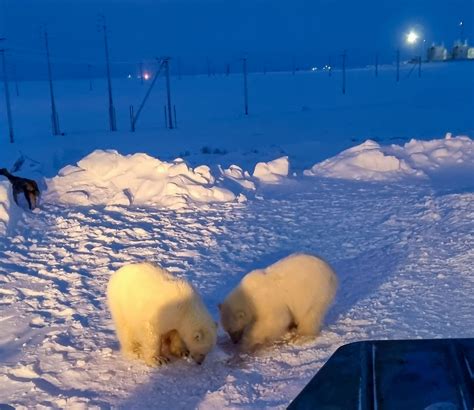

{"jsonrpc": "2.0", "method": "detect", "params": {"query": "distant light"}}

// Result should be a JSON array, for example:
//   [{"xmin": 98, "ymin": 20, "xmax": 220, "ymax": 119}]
[
  {"xmin": 143, "ymin": 72, "xmax": 150, "ymax": 80},
  {"xmin": 406, "ymin": 30, "xmax": 419, "ymax": 44},
  {"xmin": 127, "ymin": 74, "xmax": 132, "ymax": 79},
  {"xmin": 311, "ymin": 67, "xmax": 318, "ymax": 71},
  {"xmin": 459, "ymin": 21, "xmax": 463, "ymax": 26}
]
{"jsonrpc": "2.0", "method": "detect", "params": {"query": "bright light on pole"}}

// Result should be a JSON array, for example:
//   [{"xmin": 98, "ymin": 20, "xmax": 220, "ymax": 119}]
[{"xmin": 406, "ymin": 30, "xmax": 419, "ymax": 44}]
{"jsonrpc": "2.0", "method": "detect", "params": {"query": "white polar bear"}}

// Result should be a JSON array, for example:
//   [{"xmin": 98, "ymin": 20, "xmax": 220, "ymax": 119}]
[
  {"xmin": 219, "ymin": 253, "xmax": 338, "ymax": 351},
  {"xmin": 107, "ymin": 262, "xmax": 217, "ymax": 366}
]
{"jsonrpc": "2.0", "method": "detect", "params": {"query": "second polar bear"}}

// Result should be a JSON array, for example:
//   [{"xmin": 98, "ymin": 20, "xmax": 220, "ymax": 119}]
[
  {"xmin": 107, "ymin": 262, "xmax": 217, "ymax": 366},
  {"xmin": 219, "ymin": 253, "xmax": 338, "ymax": 351}
]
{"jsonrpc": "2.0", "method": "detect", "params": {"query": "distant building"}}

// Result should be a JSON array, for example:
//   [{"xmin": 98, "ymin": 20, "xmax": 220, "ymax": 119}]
[
  {"xmin": 427, "ymin": 44, "xmax": 448, "ymax": 61},
  {"xmin": 427, "ymin": 40, "xmax": 474, "ymax": 62},
  {"xmin": 452, "ymin": 41, "xmax": 470, "ymax": 60}
]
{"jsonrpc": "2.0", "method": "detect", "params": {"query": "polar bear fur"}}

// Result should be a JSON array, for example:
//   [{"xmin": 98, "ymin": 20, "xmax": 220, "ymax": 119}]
[
  {"xmin": 219, "ymin": 253, "xmax": 338, "ymax": 351},
  {"xmin": 107, "ymin": 262, "xmax": 217, "ymax": 365}
]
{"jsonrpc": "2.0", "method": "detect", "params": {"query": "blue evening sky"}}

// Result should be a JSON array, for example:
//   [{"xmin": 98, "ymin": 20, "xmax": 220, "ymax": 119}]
[{"xmin": 1, "ymin": 0, "xmax": 472, "ymax": 77}]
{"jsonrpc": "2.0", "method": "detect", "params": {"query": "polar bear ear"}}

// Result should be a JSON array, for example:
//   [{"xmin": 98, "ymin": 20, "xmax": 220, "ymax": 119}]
[{"xmin": 194, "ymin": 330, "xmax": 204, "ymax": 342}]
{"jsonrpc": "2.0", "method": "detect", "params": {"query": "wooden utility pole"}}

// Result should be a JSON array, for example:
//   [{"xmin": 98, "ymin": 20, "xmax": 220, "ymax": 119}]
[
  {"xmin": 100, "ymin": 15, "xmax": 117, "ymax": 131},
  {"xmin": 163, "ymin": 57, "xmax": 173, "ymax": 129},
  {"xmin": 44, "ymin": 30, "xmax": 61, "ymax": 135},
  {"xmin": 130, "ymin": 58, "xmax": 165, "ymax": 131},
  {"xmin": 0, "ymin": 39, "xmax": 14, "ymax": 143}
]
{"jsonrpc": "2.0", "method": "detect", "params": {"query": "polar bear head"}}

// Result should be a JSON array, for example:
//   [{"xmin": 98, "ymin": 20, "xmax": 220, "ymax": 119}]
[
  {"xmin": 181, "ymin": 323, "xmax": 217, "ymax": 365},
  {"xmin": 180, "ymin": 301, "xmax": 218, "ymax": 365},
  {"xmin": 219, "ymin": 287, "xmax": 254, "ymax": 344}
]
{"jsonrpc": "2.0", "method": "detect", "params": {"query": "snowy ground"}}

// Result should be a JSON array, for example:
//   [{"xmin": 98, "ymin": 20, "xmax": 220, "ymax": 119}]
[{"xmin": 0, "ymin": 63, "xmax": 473, "ymax": 408}]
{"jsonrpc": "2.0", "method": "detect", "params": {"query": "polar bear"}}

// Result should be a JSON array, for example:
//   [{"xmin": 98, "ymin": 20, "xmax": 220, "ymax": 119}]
[
  {"xmin": 107, "ymin": 262, "xmax": 217, "ymax": 365},
  {"xmin": 219, "ymin": 253, "xmax": 338, "ymax": 351}
]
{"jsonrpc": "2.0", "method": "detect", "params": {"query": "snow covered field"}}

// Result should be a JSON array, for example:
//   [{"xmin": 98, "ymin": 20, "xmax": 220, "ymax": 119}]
[{"xmin": 0, "ymin": 62, "xmax": 473, "ymax": 408}]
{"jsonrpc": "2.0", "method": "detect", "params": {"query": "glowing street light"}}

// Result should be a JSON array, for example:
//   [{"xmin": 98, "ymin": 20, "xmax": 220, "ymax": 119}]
[
  {"xmin": 143, "ymin": 72, "xmax": 150, "ymax": 80},
  {"xmin": 406, "ymin": 30, "xmax": 419, "ymax": 44},
  {"xmin": 459, "ymin": 21, "xmax": 464, "ymax": 41}
]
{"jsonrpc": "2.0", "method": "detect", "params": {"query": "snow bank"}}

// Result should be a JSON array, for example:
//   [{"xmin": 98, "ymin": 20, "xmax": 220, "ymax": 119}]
[
  {"xmin": 0, "ymin": 181, "xmax": 20, "ymax": 235},
  {"xmin": 305, "ymin": 135, "xmax": 473, "ymax": 182},
  {"xmin": 253, "ymin": 156, "xmax": 289, "ymax": 183},
  {"xmin": 45, "ymin": 150, "xmax": 237, "ymax": 209},
  {"xmin": 220, "ymin": 165, "xmax": 256, "ymax": 190}
]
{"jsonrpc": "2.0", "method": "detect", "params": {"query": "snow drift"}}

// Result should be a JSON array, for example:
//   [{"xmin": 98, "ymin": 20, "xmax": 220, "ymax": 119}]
[
  {"xmin": 305, "ymin": 135, "xmax": 473, "ymax": 182},
  {"xmin": 0, "ymin": 181, "xmax": 20, "ymax": 236},
  {"xmin": 45, "ymin": 150, "xmax": 238, "ymax": 209},
  {"xmin": 253, "ymin": 156, "xmax": 289, "ymax": 183}
]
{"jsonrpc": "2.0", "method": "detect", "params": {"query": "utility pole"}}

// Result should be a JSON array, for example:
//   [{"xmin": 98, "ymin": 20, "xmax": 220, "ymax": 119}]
[
  {"xmin": 341, "ymin": 50, "xmax": 347, "ymax": 95},
  {"xmin": 459, "ymin": 21, "xmax": 464, "ymax": 42},
  {"xmin": 396, "ymin": 48, "xmax": 400, "ymax": 82},
  {"xmin": 100, "ymin": 15, "xmax": 117, "ymax": 131},
  {"xmin": 242, "ymin": 57, "xmax": 248, "ymax": 115},
  {"xmin": 130, "ymin": 58, "xmax": 165, "ymax": 131},
  {"xmin": 0, "ymin": 39, "xmax": 14, "ymax": 143},
  {"xmin": 375, "ymin": 52, "xmax": 379, "ymax": 77},
  {"xmin": 44, "ymin": 30, "xmax": 61, "ymax": 136},
  {"xmin": 163, "ymin": 57, "xmax": 173, "ymax": 129},
  {"xmin": 88, "ymin": 64, "xmax": 93, "ymax": 91}
]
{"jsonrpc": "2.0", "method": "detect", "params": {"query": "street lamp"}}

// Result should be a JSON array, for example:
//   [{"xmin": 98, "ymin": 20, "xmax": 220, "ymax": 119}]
[
  {"xmin": 406, "ymin": 30, "xmax": 419, "ymax": 45},
  {"xmin": 405, "ymin": 29, "xmax": 423, "ymax": 77}
]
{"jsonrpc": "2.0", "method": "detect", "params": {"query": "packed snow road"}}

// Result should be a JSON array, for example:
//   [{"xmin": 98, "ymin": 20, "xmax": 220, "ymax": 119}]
[{"xmin": 0, "ymin": 178, "xmax": 473, "ymax": 409}]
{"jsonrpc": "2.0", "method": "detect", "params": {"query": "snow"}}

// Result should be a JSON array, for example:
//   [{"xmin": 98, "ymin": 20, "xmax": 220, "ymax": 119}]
[
  {"xmin": 0, "ymin": 63, "xmax": 473, "ymax": 408},
  {"xmin": 45, "ymin": 150, "xmax": 237, "ymax": 209},
  {"xmin": 305, "ymin": 134, "xmax": 473, "ymax": 183},
  {"xmin": 253, "ymin": 156, "xmax": 289, "ymax": 183},
  {"xmin": 0, "ymin": 181, "xmax": 20, "ymax": 235}
]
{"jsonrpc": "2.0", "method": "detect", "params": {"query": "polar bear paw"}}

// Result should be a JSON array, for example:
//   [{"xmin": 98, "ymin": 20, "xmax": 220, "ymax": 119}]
[{"xmin": 145, "ymin": 354, "xmax": 170, "ymax": 367}]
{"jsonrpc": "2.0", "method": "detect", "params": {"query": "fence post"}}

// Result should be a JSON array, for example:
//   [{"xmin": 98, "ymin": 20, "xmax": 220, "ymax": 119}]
[{"xmin": 129, "ymin": 105, "xmax": 135, "ymax": 132}]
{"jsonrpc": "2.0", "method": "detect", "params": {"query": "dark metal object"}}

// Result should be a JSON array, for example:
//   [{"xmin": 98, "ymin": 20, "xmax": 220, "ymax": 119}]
[{"xmin": 289, "ymin": 338, "xmax": 474, "ymax": 410}]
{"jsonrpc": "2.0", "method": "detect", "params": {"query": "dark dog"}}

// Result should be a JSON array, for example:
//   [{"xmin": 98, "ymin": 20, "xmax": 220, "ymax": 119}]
[{"xmin": 0, "ymin": 168, "xmax": 40, "ymax": 210}]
